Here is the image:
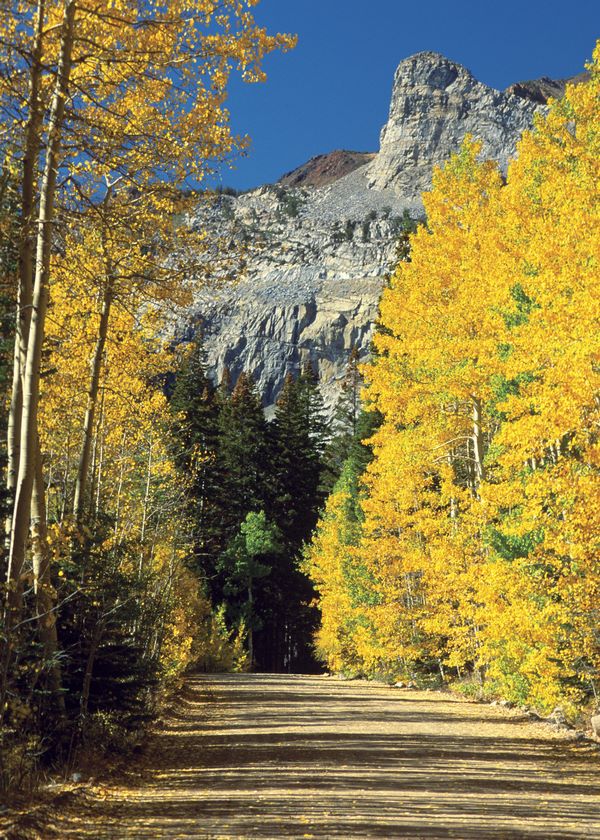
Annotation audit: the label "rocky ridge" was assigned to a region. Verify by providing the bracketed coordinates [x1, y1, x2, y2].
[183, 51, 577, 415]
[187, 184, 403, 415]
[279, 150, 376, 188]
[507, 70, 589, 105]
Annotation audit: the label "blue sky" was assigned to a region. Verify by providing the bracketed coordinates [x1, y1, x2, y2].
[219, 0, 598, 191]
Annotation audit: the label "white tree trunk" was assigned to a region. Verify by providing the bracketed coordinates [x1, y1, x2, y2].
[7, 0, 77, 623]
[73, 276, 114, 519]
[471, 395, 485, 493]
[5, 0, 46, 545]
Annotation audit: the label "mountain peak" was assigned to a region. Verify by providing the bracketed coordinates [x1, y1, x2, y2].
[279, 150, 375, 188]
[368, 50, 541, 195]
[399, 50, 461, 65]
[392, 51, 473, 90]
[188, 48, 581, 418]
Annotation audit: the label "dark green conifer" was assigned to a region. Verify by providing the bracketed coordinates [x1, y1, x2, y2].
[218, 510, 280, 666]
[259, 365, 329, 671]
[215, 373, 274, 644]
[218, 371, 269, 531]
[270, 365, 328, 548]
[169, 342, 223, 582]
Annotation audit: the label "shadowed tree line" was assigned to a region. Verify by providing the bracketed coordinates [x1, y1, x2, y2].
[169, 345, 370, 673]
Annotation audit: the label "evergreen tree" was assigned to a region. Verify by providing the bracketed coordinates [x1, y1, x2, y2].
[211, 372, 270, 608]
[218, 510, 280, 666]
[218, 372, 269, 529]
[169, 342, 223, 581]
[217, 366, 232, 401]
[259, 365, 329, 671]
[270, 365, 328, 548]
[299, 361, 331, 453]
[169, 355, 334, 673]
[343, 407, 382, 491]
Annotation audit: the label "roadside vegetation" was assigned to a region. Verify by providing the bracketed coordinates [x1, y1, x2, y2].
[0, 0, 294, 796]
[306, 47, 600, 721]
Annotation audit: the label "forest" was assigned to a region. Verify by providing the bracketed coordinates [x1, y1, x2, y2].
[0, 0, 599, 803]
[0, 0, 298, 792]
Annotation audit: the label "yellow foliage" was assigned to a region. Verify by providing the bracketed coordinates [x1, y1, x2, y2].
[307, 44, 600, 712]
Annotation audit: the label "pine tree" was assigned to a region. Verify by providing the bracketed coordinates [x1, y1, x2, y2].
[209, 373, 269, 603]
[218, 372, 269, 526]
[270, 365, 328, 548]
[260, 366, 329, 671]
[299, 362, 331, 460]
[218, 510, 280, 666]
[169, 342, 222, 580]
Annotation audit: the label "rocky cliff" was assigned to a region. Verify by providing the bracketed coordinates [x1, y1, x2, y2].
[187, 185, 402, 416]
[183, 51, 562, 414]
[367, 51, 540, 196]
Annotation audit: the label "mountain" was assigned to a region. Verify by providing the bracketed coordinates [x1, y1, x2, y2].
[182, 51, 565, 415]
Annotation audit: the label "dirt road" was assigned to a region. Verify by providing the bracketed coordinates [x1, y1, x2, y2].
[41, 674, 600, 838]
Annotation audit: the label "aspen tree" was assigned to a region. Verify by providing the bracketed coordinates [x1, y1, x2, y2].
[1, 0, 295, 738]
[7, 0, 76, 628]
[6, 0, 46, 536]
[3, 0, 295, 605]
[308, 48, 600, 708]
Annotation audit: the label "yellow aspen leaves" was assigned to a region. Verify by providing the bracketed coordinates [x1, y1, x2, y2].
[307, 44, 600, 713]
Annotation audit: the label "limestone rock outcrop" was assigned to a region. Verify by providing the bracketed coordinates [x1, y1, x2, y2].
[367, 51, 540, 197]
[181, 51, 567, 414]
[186, 185, 401, 416]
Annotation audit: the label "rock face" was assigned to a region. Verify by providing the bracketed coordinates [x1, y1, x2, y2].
[183, 51, 561, 414]
[367, 51, 540, 197]
[187, 185, 402, 416]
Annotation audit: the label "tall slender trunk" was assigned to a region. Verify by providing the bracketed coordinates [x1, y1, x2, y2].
[135, 440, 153, 615]
[113, 433, 127, 542]
[59, 426, 73, 520]
[79, 617, 105, 722]
[5, 0, 46, 545]
[93, 408, 105, 517]
[7, 0, 77, 623]
[447, 452, 458, 529]
[73, 275, 114, 520]
[140, 439, 152, 547]
[89, 381, 106, 516]
[471, 395, 485, 493]
[31, 436, 65, 715]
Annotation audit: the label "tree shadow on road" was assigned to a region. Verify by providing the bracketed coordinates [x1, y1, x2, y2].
[48, 674, 600, 840]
